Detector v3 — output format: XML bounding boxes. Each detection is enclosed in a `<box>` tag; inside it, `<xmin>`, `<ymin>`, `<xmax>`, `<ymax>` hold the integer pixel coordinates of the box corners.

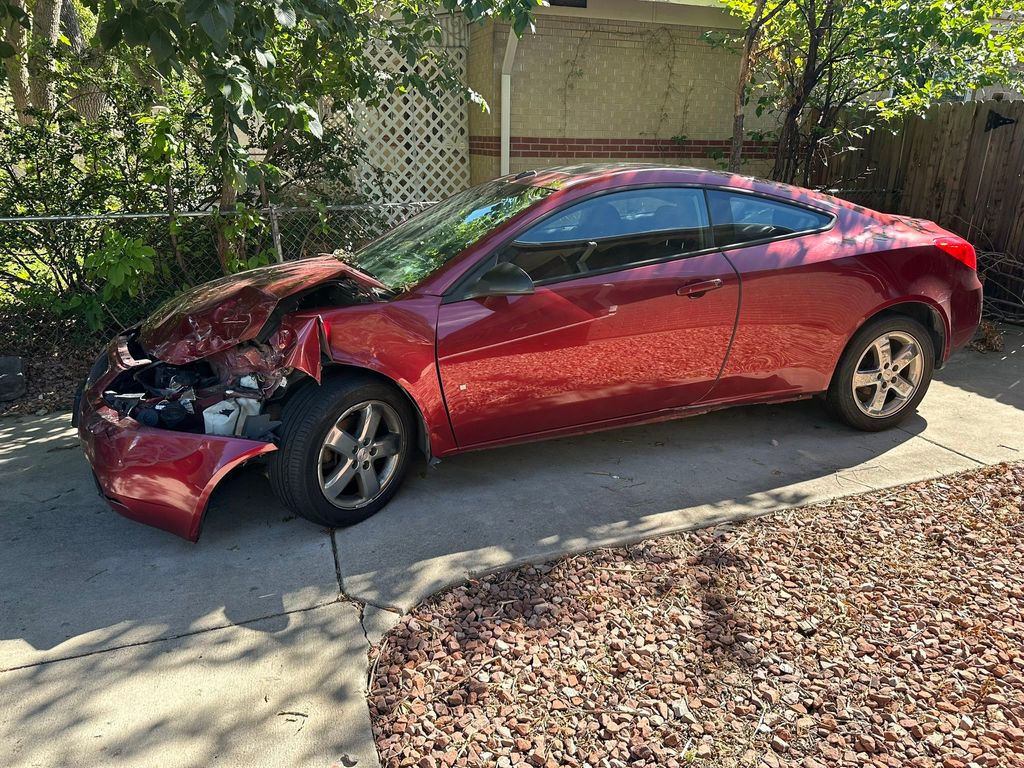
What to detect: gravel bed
<box><xmin>369</xmin><ymin>463</ymin><xmax>1024</xmax><ymax>768</ymax></box>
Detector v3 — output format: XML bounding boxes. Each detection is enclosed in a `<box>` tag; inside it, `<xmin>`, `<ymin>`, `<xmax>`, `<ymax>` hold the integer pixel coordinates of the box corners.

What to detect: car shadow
<box><xmin>0</xmin><ymin>414</ymin><xmax>338</xmax><ymax>667</ymax></box>
<box><xmin>329</xmin><ymin>396</ymin><xmax>971</xmax><ymax>611</ymax></box>
<box><xmin>4</xmin><ymin>327</ymin><xmax>1021</xmax><ymax>665</ymax></box>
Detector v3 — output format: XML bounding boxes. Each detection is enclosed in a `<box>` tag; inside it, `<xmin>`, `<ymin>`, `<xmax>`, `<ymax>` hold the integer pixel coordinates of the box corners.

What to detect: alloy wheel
<box><xmin>851</xmin><ymin>330</ymin><xmax>924</xmax><ymax>419</ymax></box>
<box><xmin>317</xmin><ymin>400</ymin><xmax>403</xmax><ymax>509</ymax></box>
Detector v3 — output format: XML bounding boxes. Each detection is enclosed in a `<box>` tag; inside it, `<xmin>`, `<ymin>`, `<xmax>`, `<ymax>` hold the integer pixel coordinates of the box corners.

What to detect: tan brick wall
<box><xmin>467</xmin><ymin>21</ymin><xmax>499</xmax><ymax>138</ymax></box>
<box><xmin>505</xmin><ymin>154</ymin><xmax>772</xmax><ymax>179</ymax></box>
<box><xmin>470</xmin><ymin>153</ymin><xmax>500</xmax><ymax>182</ymax></box>
<box><xmin>467</xmin><ymin>14</ymin><xmax>775</xmax><ymax>183</ymax></box>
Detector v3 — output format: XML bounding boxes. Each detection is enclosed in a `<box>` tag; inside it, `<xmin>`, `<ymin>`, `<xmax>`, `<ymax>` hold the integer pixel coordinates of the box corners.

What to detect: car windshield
<box><xmin>346</xmin><ymin>179</ymin><xmax>555</xmax><ymax>291</ymax></box>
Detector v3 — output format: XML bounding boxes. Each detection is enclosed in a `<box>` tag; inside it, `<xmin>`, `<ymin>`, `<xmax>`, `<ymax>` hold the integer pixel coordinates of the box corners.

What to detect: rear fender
<box><xmin>851</xmin><ymin>296</ymin><xmax>950</xmax><ymax>362</ymax></box>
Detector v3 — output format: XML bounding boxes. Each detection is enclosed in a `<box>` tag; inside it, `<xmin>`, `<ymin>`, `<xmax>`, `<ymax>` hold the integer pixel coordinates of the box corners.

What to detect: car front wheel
<box><xmin>827</xmin><ymin>315</ymin><xmax>935</xmax><ymax>432</ymax></box>
<box><xmin>270</xmin><ymin>374</ymin><xmax>415</xmax><ymax>527</ymax></box>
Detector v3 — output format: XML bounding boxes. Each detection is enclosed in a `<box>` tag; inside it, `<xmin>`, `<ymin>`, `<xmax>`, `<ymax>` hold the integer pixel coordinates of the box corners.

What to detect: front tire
<box><xmin>826</xmin><ymin>315</ymin><xmax>934</xmax><ymax>432</ymax></box>
<box><xmin>270</xmin><ymin>374</ymin><xmax>415</xmax><ymax>527</ymax></box>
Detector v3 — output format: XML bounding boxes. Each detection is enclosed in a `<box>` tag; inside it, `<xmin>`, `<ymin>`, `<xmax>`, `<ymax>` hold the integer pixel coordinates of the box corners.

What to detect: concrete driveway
<box><xmin>2</xmin><ymin>325</ymin><xmax>1022</xmax><ymax>768</ymax></box>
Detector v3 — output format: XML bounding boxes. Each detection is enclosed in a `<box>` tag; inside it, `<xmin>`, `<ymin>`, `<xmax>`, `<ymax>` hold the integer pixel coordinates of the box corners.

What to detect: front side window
<box><xmin>505</xmin><ymin>187</ymin><xmax>711</xmax><ymax>283</ymax></box>
<box><xmin>707</xmin><ymin>190</ymin><xmax>832</xmax><ymax>247</ymax></box>
<box><xmin>348</xmin><ymin>179</ymin><xmax>555</xmax><ymax>291</ymax></box>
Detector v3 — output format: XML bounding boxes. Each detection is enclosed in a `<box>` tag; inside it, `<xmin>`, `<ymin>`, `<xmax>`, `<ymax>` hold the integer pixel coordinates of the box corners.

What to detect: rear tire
<box><xmin>826</xmin><ymin>315</ymin><xmax>934</xmax><ymax>432</ymax></box>
<box><xmin>269</xmin><ymin>374</ymin><xmax>415</xmax><ymax>527</ymax></box>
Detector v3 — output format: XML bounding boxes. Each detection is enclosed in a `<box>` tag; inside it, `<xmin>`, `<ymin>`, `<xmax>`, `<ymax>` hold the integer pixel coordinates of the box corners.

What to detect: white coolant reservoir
<box><xmin>203</xmin><ymin>400</ymin><xmax>241</xmax><ymax>436</ymax></box>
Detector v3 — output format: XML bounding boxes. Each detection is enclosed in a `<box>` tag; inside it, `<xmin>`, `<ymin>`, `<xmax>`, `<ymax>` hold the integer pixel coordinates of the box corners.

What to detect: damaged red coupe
<box><xmin>76</xmin><ymin>165</ymin><xmax>982</xmax><ymax>541</ymax></box>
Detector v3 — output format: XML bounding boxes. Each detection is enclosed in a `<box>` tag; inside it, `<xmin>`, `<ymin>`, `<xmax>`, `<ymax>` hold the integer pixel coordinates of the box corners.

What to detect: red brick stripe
<box><xmin>468</xmin><ymin>135</ymin><xmax>775</xmax><ymax>160</ymax></box>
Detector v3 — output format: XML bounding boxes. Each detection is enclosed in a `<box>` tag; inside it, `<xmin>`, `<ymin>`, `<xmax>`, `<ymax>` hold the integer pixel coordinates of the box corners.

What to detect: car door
<box><xmin>435</xmin><ymin>186</ymin><xmax>740</xmax><ymax>447</ymax></box>
<box><xmin>700</xmin><ymin>189</ymin><xmax>839</xmax><ymax>403</ymax></box>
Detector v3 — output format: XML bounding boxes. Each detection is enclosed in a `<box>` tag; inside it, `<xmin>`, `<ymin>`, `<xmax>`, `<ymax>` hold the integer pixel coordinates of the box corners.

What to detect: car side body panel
<box><xmin>436</xmin><ymin>252</ymin><xmax>740</xmax><ymax>447</ymax></box>
<box><xmin>701</xmin><ymin>207</ymin><xmax>980</xmax><ymax>406</ymax></box>
<box><xmin>309</xmin><ymin>297</ymin><xmax>458</xmax><ymax>457</ymax></box>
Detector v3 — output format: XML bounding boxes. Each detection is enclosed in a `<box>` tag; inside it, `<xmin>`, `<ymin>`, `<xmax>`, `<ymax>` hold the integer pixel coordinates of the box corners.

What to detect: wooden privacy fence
<box><xmin>817</xmin><ymin>99</ymin><xmax>1024</xmax><ymax>321</ymax></box>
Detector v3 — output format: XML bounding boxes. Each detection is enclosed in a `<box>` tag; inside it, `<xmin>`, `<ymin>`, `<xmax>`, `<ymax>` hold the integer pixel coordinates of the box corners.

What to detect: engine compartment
<box><xmin>101</xmin><ymin>353</ymin><xmax>290</xmax><ymax>441</ymax></box>
<box><xmin>96</xmin><ymin>274</ymin><xmax>381</xmax><ymax>441</ymax></box>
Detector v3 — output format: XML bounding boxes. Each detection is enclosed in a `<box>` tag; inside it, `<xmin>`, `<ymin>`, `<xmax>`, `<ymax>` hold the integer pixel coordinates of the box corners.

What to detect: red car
<box><xmin>76</xmin><ymin>165</ymin><xmax>982</xmax><ymax>541</ymax></box>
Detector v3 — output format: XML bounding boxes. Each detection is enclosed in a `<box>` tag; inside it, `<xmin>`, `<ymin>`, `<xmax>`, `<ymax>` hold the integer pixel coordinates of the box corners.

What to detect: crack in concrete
<box><xmin>0</xmin><ymin>599</ymin><xmax>343</xmax><ymax>675</ymax></box>
<box><xmin>902</xmin><ymin>428</ymin><xmax>986</xmax><ymax>466</ymax></box>
<box><xmin>329</xmin><ymin>528</ymin><xmax>346</xmax><ymax>598</ymax></box>
<box><xmin>331</xmin><ymin>529</ymin><xmax>372</xmax><ymax>650</ymax></box>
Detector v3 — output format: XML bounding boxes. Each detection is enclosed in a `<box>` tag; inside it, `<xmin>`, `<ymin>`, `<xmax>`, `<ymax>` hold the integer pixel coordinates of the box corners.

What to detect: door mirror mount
<box><xmin>461</xmin><ymin>262</ymin><xmax>535</xmax><ymax>301</ymax></box>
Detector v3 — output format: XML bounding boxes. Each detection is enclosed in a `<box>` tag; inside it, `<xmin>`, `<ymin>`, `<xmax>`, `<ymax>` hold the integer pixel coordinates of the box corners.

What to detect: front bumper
<box><xmin>76</xmin><ymin>337</ymin><xmax>276</xmax><ymax>542</ymax></box>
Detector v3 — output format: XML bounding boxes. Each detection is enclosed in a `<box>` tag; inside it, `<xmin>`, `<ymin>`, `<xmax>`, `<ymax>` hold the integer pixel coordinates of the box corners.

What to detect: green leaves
<box><xmin>0</xmin><ymin>0</ymin><xmax>29</xmax><ymax>29</ymax></box>
<box><xmin>721</xmin><ymin>0</ymin><xmax>1024</xmax><ymax>182</ymax></box>
<box><xmin>273</xmin><ymin>3</ymin><xmax>297</xmax><ymax>29</ymax></box>
<box><xmin>180</xmin><ymin>0</ymin><xmax>235</xmax><ymax>49</ymax></box>
<box><xmin>86</xmin><ymin>230</ymin><xmax>157</xmax><ymax>301</ymax></box>
<box><xmin>253</xmin><ymin>48</ymin><xmax>276</xmax><ymax>68</ymax></box>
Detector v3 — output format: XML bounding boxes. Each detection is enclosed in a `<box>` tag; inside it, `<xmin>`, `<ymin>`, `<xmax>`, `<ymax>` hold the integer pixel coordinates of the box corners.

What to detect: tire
<box><xmin>269</xmin><ymin>373</ymin><xmax>416</xmax><ymax>527</ymax></box>
<box><xmin>826</xmin><ymin>315</ymin><xmax>935</xmax><ymax>432</ymax></box>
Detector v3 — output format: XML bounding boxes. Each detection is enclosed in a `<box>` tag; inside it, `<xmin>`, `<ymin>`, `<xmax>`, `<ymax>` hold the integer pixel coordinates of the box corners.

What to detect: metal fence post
<box><xmin>268</xmin><ymin>205</ymin><xmax>284</xmax><ymax>263</ymax></box>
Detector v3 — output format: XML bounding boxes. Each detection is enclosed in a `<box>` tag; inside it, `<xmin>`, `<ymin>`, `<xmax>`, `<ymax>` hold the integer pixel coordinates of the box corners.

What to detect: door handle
<box><xmin>676</xmin><ymin>278</ymin><xmax>724</xmax><ymax>299</ymax></box>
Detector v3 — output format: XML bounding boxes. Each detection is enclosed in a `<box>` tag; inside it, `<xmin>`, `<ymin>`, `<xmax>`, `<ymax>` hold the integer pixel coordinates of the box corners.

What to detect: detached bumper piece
<box><xmin>76</xmin><ymin>335</ymin><xmax>277</xmax><ymax>541</ymax></box>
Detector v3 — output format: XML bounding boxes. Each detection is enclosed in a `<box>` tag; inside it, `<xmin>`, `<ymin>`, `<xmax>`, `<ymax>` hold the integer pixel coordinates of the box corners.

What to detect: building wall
<box><xmin>466</xmin><ymin>11</ymin><xmax>775</xmax><ymax>184</ymax></box>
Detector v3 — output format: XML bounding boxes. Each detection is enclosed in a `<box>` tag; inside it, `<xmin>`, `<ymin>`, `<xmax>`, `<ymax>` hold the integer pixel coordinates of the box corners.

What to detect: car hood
<box><xmin>139</xmin><ymin>256</ymin><xmax>385</xmax><ymax>364</ymax></box>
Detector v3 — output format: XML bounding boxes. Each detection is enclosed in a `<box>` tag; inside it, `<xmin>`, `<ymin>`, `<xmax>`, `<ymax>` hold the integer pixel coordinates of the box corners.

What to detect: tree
<box><xmin>90</xmin><ymin>0</ymin><xmax>540</xmax><ymax>270</ymax></box>
<box><xmin>1</xmin><ymin>0</ymin><xmax>541</xmax><ymax>274</ymax></box>
<box><xmin>0</xmin><ymin>0</ymin><xmax>542</xmax><ymax>342</ymax></box>
<box><xmin>1</xmin><ymin>0</ymin><xmax>96</xmax><ymax>123</ymax></box>
<box><xmin>724</xmin><ymin>0</ymin><xmax>792</xmax><ymax>172</ymax></box>
<box><xmin>1</xmin><ymin>1</ymin><xmax>32</xmax><ymax>119</ymax></box>
<box><xmin>718</xmin><ymin>0</ymin><xmax>1024</xmax><ymax>184</ymax></box>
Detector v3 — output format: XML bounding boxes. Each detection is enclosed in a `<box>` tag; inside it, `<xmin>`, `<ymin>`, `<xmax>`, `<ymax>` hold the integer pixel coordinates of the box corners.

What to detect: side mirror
<box><xmin>461</xmin><ymin>262</ymin><xmax>535</xmax><ymax>301</ymax></box>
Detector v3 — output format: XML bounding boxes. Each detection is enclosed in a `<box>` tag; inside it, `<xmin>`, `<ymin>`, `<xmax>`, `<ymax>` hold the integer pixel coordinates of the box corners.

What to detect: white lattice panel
<box><xmin>348</xmin><ymin>16</ymin><xmax>470</xmax><ymax>204</ymax></box>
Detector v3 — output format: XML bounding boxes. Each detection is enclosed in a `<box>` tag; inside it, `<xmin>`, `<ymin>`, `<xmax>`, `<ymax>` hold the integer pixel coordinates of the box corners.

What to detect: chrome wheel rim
<box><xmin>851</xmin><ymin>331</ymin><xmax>924</xmax><ymax>419</ymax></box>
<box><xmin>317</xmin><ymin>400</ymin><xmax>403</xmax><ymax>509</ymax></box>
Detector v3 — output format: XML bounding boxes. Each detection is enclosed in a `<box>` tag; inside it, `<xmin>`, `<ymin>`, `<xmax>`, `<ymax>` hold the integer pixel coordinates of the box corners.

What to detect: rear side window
<box><xmin>707</xmin><ymin>190</ymin><xmax>832</xmax><ymax>247</ymax></box>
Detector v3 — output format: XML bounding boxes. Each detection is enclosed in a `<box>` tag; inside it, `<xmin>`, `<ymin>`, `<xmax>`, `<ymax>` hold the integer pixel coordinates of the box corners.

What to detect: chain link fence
<box><xmin>0</xmin><ymin>202</ymin><xmax>433</xmax><ymax>412</ymax></box>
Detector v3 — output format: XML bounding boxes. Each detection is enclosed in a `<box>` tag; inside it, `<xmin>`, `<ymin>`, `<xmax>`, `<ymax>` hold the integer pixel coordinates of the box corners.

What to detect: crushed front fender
<box><xmin>79</xmin><ymin>397</ymin><xmax>276</xmax><ymax>541</ymax></box>
<box><xmin>76</xmin><ymin>337</ymin><xmax>277</xmax><ymax>541</ymax></box>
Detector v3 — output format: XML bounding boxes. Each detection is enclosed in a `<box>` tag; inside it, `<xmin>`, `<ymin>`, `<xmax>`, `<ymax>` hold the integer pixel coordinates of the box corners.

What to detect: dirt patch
<box><xmin>369</xmin><ymin>463</ymin><xmax>1024</xmax><ymax>768</ymax></box>
<box><xmin>0</xmin><ymin>350</ymin><xmax>97</xmax><ymax>417</ymax></box>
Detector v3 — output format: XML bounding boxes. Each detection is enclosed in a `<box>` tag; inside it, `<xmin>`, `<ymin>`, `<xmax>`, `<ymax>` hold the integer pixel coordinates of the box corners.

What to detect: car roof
<box><xmin>516</xmin><ymin>163</ymin><xmax>870</xmax><ymax>216</ymax></box>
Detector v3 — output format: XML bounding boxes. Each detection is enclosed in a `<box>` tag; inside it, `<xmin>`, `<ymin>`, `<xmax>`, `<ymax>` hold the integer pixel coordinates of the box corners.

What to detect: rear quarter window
<box><xmin>708</xmin><ymin>190</ymin><xmax>832</xmax><ymax>248</ymax></box>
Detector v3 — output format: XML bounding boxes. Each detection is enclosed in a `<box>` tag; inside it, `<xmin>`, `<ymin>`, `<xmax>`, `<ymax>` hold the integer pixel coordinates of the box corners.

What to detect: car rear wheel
<box><xmin>826</xmin><ymin>315</ymin><xmax>934</xmax><ymax>432</ymax></box>
<box><xmin>269</xmin><ymin>374</ymin><xmax>415</xmax><ymax>527</ymax></box>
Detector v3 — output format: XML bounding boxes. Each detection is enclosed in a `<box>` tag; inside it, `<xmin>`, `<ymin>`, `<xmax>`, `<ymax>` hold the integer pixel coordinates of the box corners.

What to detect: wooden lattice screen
<box><xmin>345</xmin><ymin>16</ymin><xmax>471</xmax><ymax>204</ymax></box>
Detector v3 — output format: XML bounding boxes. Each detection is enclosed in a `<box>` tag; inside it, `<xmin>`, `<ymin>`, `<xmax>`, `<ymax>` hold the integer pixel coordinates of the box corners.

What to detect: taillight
<box><xmin>934</xmin><ymin>236</ymin><xmax>976</xmax><ymax>271</ymax></box>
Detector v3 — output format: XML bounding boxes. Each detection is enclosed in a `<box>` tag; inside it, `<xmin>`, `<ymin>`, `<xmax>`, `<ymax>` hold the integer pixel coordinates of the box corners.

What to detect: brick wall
<box><xmin>466</xmin><ymin>14</ymin><xmax>775</xmax><ymax>183</ymax></box>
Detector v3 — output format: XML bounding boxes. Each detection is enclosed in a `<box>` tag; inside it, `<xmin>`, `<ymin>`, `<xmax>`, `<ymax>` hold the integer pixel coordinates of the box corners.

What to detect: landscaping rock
<box><xmin>369</xmin><ymin>463</ymin><xmax>1024</xmax><ymax>768</ymax></box>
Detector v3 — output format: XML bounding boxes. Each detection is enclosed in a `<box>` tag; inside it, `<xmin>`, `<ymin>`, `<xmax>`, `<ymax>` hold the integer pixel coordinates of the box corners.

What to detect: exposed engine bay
<box><xmin>101</xmin><ymin>351</ymin><xmax>288</xmax><ymax>441</ymax></box>
<box><xmin>96</xmin><ymin>266</ymin><xmax>384</xmax><ymax>442</ymax></box>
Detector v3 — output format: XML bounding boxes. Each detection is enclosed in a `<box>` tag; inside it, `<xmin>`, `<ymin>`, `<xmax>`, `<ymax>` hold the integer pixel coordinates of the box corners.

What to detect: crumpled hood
<box><xmin>139</xmin><ymin>256</ymin><xmax>384</xmax><ymax>364</ymax></box>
